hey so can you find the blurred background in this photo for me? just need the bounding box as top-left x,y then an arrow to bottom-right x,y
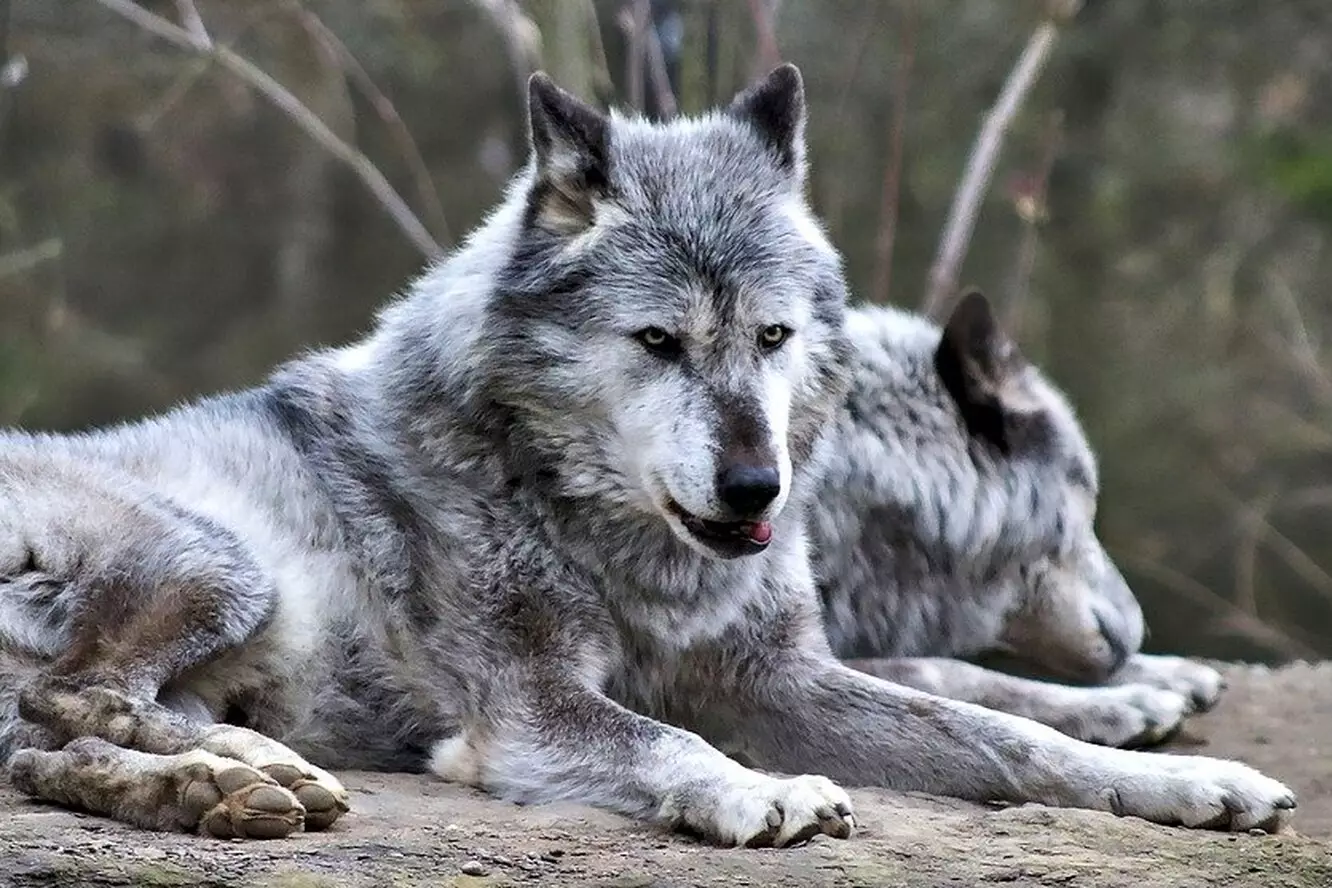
3,1 -> 1332,664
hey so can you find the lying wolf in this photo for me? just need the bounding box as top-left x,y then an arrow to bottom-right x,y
0,66 -> 1294,845
818,295 -> 1224,749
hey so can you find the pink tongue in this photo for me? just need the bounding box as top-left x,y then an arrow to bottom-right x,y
746,521 -> 773,544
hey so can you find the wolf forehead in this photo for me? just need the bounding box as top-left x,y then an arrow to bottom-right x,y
602,118 -> 809,242
500,99 -> 843,327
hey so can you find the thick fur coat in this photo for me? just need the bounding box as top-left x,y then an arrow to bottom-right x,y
0,67 -> 1294,845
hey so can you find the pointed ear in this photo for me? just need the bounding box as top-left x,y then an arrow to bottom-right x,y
727,63 -> 807,178
933,289 -> 1030,454
526,72 -> 612,235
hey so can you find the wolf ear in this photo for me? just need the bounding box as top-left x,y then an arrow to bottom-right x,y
934,289 -> 1032,455
526,72 -> 612,235
727,63 -> 807,179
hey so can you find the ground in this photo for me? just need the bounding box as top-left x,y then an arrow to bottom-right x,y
2,663 -> 1331,888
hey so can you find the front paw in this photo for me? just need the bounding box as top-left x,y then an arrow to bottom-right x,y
672,773 -> 855,847
1111,655 -> 1225,713
1061,685 -> 1191,748
1101,753 -> 1296,832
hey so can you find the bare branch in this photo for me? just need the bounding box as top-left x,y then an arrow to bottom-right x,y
1208,475 -> 1332,615
1272,485 -> 1332,515
98,0 -> 191,44
1119,553 -> 1318,660
1003,109 -> 1063,334
173,0 -> 211,50
0,238 -> 61,280
1266,270 -> 1332,408
820,4 -> 880,237
921,4 -> 1080,317
746,0 -> 782,74
643,8 -> 677,118
578,0 -> 615,103
619,0 -> 649,112
289,1 -> 452,245
1233,489 -> 1277,616
0,0 -> 19,141
92,0 -> 442,260
867,0 -> 917,306
137,7 -> 277,133
469,0 -> 541,110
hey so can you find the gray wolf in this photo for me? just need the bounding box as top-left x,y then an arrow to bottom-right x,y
818,295 -> 1225,749
0,65 -> 1294,845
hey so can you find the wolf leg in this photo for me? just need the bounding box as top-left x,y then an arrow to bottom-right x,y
1107,654 -> 1225,713
691,615 -> 1295,832
1,486 -> 346,832
17,680 -> 349,831
8,736 -> 303,838
844,656 -> 1190,747
426,673 -> 853,848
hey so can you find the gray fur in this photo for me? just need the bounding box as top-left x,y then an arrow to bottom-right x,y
0,67 -> 1294,844
811,297 -> 1225,746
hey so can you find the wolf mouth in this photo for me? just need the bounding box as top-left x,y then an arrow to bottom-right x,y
666,499 -> 773,558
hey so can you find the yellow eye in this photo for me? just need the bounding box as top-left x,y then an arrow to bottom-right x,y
634,327 -> 682,357
759,325 -> 789,350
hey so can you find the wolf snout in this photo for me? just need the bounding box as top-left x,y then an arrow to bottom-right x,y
1093,608 -> 1134,677
717,464 -> 782,517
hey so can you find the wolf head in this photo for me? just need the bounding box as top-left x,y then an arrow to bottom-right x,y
477,66 -> 851,560
931,291 -> 1143,679
816,291 -> 1143,681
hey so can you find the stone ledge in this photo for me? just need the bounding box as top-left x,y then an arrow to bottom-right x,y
1,663 -> 1328,888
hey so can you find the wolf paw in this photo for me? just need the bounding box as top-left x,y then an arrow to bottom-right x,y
1067,685 -> 1191,748
705,774 -> 855,848
178,753 -> 306,840
1111,655 -> 1225,713
1102,753 -> 1296,832
258,761 -> 349,830
197,724 -> 349,830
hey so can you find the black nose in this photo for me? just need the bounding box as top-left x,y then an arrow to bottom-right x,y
717,464 -> 781,516
1095,611 -> 1132,676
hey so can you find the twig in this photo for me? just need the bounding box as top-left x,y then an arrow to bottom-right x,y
137,6 -> 277,133
92,0 -> 442,260
921,4 -> 1080,317
1233,489 -> 1276,616
1003,109 -> 1063,333
173,0 -> 211,49
469,0 -> 541,111
0,0 -> 9,72
620,0 -> 649,112
1119,553 -> 1318,659
1266,270 -> 1332,408
289,1 -> 451,245
0,0 -> 17,145
578,0 -> 615,104
820,3 -> 879,237
704,0 -> 719,106
745,0 -> 781,74
643,6 -> 677,119
1273,485 -> 1332,514
1207,475 -> 1332,613
0,238 -> 61,279
137,56 -> 217,132
867,0 -> 917,306
827,5 -> 878,140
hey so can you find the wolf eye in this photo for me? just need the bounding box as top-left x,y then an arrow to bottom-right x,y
634,327 -> 683,358
758,325 -> 790,351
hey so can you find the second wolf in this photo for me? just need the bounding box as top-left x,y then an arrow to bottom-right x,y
814,293 -> 1225,749
0,66 -> 1293,845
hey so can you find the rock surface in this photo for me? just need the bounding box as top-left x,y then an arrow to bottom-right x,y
2,663 -> 1330,888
